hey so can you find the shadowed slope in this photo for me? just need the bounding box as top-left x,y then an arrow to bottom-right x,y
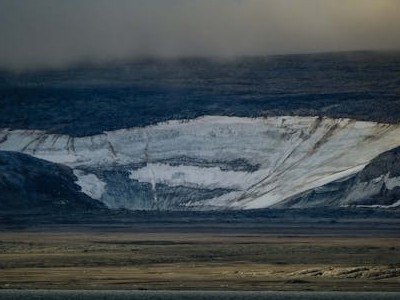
0,151 -> 105,212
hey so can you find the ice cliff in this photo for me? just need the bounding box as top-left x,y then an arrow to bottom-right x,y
1,116 -> 400,210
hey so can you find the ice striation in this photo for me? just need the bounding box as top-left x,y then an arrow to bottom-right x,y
1,116 -> 400,210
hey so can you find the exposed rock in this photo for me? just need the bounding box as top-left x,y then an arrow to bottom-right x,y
278,147 -> 400,208
344,147 -> 400,207
0,151 -> 105,212
1,117 -> 400,210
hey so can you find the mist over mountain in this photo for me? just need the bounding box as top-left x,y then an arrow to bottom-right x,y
1,51 -> 400,211
1,52 -> 400,136
2,3 -> 400,295
1,0 -> 400,71
0,52 -> 400,212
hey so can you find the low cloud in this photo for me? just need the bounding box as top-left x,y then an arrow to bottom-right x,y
1,0 -> 400,70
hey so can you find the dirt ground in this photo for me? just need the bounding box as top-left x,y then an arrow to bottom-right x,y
0,225 -> 399,291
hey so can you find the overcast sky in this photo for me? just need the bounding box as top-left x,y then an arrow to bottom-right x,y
1,0 -> 400,70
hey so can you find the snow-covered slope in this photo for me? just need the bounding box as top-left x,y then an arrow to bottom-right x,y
277,146 -> 400,209
1,116 -> 400,210
342,146 -> 400,208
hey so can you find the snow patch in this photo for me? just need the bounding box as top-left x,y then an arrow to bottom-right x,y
2,116 -> 400,209
343,173 -> 400,206
129,163 -> 263,190
386,175 -> 400,190
355,200 -> 400,209
73,169 -> 106,200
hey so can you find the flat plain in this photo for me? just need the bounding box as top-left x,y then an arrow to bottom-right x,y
0,214 -> 400,291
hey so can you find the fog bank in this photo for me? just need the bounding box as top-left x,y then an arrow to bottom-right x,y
1,0 -> 400,70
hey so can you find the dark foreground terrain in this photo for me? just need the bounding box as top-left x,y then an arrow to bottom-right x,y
0,210 -> 399,292
1,290 -> 400,300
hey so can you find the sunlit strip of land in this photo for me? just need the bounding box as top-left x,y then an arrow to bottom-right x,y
0,229 -> 399,291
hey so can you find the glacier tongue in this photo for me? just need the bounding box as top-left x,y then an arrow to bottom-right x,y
1,116 -> 400,210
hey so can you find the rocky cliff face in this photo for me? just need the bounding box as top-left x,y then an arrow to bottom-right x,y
0,151 -> 105,212
342,147 -> 400,207
278,147 -> 400,209
1,116 -> 400,210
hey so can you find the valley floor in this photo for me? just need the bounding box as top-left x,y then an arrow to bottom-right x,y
0,215 -> 400,291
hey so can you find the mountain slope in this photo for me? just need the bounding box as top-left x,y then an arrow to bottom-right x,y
0,151 -> 105,212
1,53 -> 400,137
276,147 -> 400,209
343,146 -> 400,207
1,116 -> 400,210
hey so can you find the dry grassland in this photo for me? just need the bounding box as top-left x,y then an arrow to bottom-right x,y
0,230 -> 399,291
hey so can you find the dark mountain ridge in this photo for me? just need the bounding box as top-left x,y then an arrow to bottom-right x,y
0,151 -> 105,212
279,146 -> 400,208
1,51 -> 399,137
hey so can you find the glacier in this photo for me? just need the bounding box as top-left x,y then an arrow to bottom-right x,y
1,116 -> 400,210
